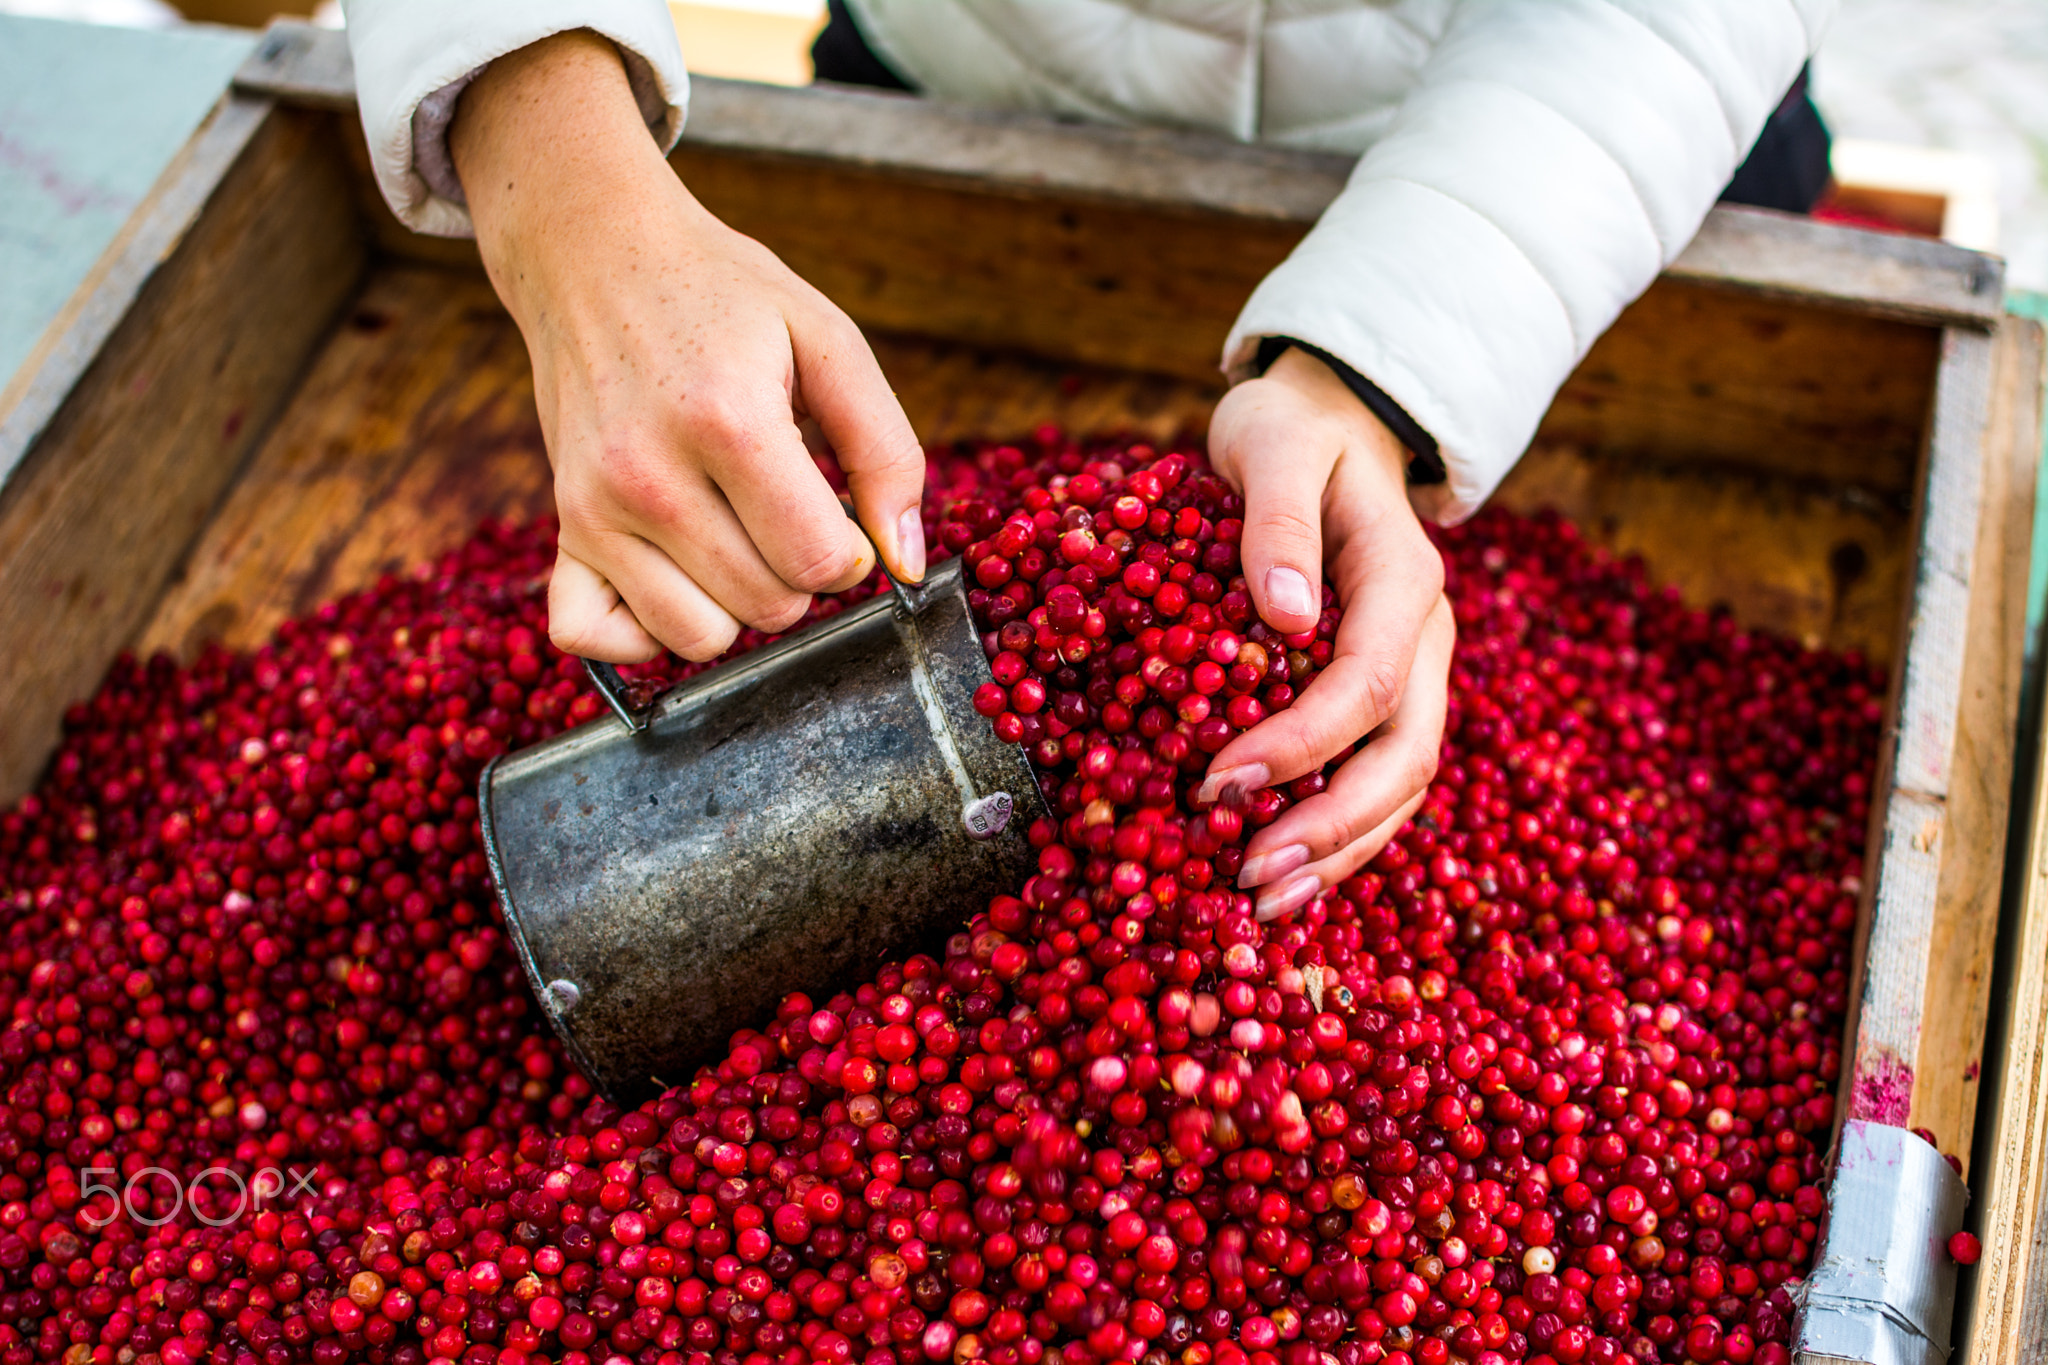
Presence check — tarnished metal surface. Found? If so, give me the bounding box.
[1793,1121,1969,1365]
[479,558,1042,1105]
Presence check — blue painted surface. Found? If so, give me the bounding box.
[0,15,254,388]
[2008,290,2048,653]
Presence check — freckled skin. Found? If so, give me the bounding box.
[453,32,927,667]
[451,31,1450,883]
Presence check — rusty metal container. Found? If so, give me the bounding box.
[477,557,1041,1105]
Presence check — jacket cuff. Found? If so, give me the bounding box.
[344,0,688,238]
[1251,336,1446,487]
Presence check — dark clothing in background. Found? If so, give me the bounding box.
[811,0,911,92]
[1722,67,1833,214]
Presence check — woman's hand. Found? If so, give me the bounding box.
[1202,348,1454,919]
[452,31,926,663]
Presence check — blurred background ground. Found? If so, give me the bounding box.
[1815,0,2048,290]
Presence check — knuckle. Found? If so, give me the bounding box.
[678,393,761,461]
[746,591,812,636]
[595,449,684,527]
[667,615,739,664]
[1403,739,1441,795]
[1358,655,1405,725]
[814,306,867,355]
[779,533,865,594]
[1315,809,1362,860]
[1252,503,1320,554]
[551,617,645,663]
[548,618,601,658]
[867,434,926,482]
[1412,546,1447,598]
[552,478,614,538]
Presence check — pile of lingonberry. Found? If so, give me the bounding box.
[0,432,1874,1365]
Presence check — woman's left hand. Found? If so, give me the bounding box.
[1202,347,1455,920]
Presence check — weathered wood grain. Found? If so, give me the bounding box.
[0,103,363,801]
[1953,321,2048,1363]
[1962,747,2048,1363]
[1490,443,1911,665]
[231,20,354,113]
[138,267,550,659]
[1906,317,2040,1174]
[1540,282,1939,504]
[1842,327,1994,1132]
[233,20,2008,331]
[1665,206,2003,328]
[679,144,1307,383]
[680,150,1946,496]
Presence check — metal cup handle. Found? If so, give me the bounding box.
[582,659,654,734]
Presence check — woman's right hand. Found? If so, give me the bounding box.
[452,30,928,663]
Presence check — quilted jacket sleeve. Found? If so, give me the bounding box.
[341,0,688,238]
[1224,0,1837,524]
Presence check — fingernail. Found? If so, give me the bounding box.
[1238,843,1309,890]
[1256,873,1323,922]
[1266,566,1315,622]
[1197,763,1270,808]
[897,506,927,585]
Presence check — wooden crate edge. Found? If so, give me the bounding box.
[235,20,2006,329]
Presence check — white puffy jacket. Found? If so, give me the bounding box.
[343,0,1835,522]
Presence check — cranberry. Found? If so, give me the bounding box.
[0,436,1874,1365]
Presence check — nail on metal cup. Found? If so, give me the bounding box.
[479,557,1041,1105]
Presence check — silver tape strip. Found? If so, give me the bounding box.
[1794,1121,1969,1365]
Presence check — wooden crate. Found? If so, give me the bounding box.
[0,19,2039,1353]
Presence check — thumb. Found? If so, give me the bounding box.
[791,314,929,584]
[1234,429,1333,637]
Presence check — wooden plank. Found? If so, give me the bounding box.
[1538,282,1939,502]
[678,78,1351,224]
[252,112,1952,500]
[1490,442,1912,666]
[677,145,1305,384]
[1665,207,2004,329]
[1963,681,2048,1356]
[234,21,2006,330]
[1906,317,2041,1173]
[235,21,1354,223]
[232,19,354,113]
[0,102,365,801]
[874,331,1219,450]
[679,150,1949,490]
[1842,327,1995,1131]
[1955,322,2048,1363]
[140,267,552,659]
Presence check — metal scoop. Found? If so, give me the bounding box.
[477,557,1042,1105]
